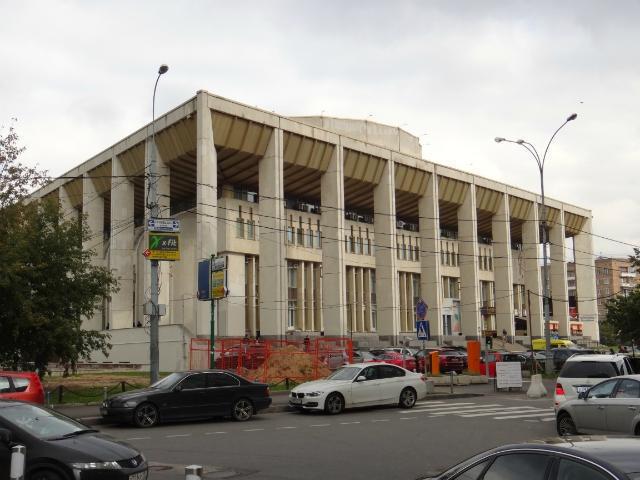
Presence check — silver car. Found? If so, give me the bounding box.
[556,374,640,436]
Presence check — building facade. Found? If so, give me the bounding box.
[33,91,599,370]
[595,257,639,320]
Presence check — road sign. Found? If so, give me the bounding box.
[211,270,227,299]
[197,260,211,301]
[211,256,227,272]
[416,299,428,320]
[416,320,430,341]
[142,249,151,258]
[147,233,180,261]
[148,218,181,233]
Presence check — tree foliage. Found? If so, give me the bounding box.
[604,288,640,345]
[0,122,117,374]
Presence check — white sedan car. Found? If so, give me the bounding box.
[289,362,428,414]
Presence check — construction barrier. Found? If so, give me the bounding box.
[189,337,353,385]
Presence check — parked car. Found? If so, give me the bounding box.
[502,353,543,372]
[549,347,597,371]
[0,400,148,480]
[369,346,417,358]
[289,362,427,414]
[556,374,640,436]
[554,353,635,409]
[0,371,45,404]
[376,351,417,371]
[352,350,378,363]
[439,351,465,374]
[417,437,640,480]
[100,370,272,427]
[480,351,505,377]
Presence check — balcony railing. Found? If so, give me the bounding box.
[345,210,374,224]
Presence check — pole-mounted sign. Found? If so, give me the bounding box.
[147,232,180,261]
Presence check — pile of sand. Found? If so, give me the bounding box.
[242,345,332,383]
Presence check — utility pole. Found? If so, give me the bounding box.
[148,64,169,384]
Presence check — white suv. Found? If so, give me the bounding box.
[554,354,635,410]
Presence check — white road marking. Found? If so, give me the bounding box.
[493,412,556,420]
[276,426,298,430]
[243,428,265,432]
[407,403,503,414]
[339,421,361,425]
[400,417,417,420]
[415,400,447,405]
[126,437,151,441]
[412,402,477,410]
[460,408,549,418]
[166,434,191,438]
[310,424,331,427]
[204,432,227,435]
[371,419,390,422]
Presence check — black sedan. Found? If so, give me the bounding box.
[0,400,147,480]
[101,369,272,427]
[418,437,640,480]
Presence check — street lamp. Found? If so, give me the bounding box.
[148,64,169,384]
[495,113,577,375]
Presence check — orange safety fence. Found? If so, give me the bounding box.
[189,337,353,385]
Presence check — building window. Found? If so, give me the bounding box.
[236,218,244,238]
[297,228,304,245]
[287,262,298,328]
[370,270,377,331]
[247,220,255,240]
[287,226,294,244]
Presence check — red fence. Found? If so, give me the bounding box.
[189,337,353,384]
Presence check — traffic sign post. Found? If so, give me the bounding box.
[147,233,180,261]
[417,320,430,341]
[148,218,181,233]
[416,299,428,320]
[209,255,228,368]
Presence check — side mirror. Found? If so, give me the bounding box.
[173,385,183,393]
[578,391,588,400]
[0,428,12,445]
[355,376,367,382]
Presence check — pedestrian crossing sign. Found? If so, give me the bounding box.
[417,320,430,340]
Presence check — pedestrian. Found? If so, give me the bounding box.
[502,328,507,343]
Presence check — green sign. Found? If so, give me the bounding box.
[148,233,180,261]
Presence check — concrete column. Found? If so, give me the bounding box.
[364,269,372,332]
[320,143,346,335]
[549,208,570,337]
[493,193,515,338]
[305,263,314,331]
[219,253,246,336]
[196,91,218,335]
[347,267,356,333]
[356,267,364,332]
[374,160,399,339]
[81,173,105,331]
[458,185,481,338]
[110,156,135,330]
[296,261,305,330]
[419,173,443,341]
[523,202,544,337]
[574,216,599,340]
[315,266,323,332]
[259,128,286,337]
[58,185,75,220]
[399,272,407,332]
[246,256,257,335]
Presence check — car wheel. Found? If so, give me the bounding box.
[30,469,66,480]
[399,387,417,409]
[324,393,344,415]
[231,398,254,421]
[133,402,159,428]
[557,413,578,436]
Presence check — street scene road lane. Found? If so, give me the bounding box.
[96,395,558,480]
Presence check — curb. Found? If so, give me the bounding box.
[74,392,483,426]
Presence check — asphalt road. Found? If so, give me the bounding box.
[98,392,558,480]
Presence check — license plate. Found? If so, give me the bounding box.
[129,471,147,480]
[290,398,302,405]
[576,386,589,393]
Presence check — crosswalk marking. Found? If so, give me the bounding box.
[431,406,536,416]
[415,400,447,405]
[411,403,503,413]
[460,408,550,418]
[402,400,556,423]
[493,412,556,420]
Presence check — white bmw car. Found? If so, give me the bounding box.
[289,362,428,414]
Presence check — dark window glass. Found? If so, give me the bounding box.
[557,459,613,480]
[613,379,640,398]
[379,365,405,378]
[559,361,618,379]
[454,461,489,480]
[0,377,11,394]
[588,380,617,398]
[207,373,240,387]
[362,367,379,381]
[483,453,551,480]
[179,374,206,390]
[12,377,30,392]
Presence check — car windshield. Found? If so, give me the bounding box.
[326,367,362,381]
[0,403,90,440]
[149,372,183,389]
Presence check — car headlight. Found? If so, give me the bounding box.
[123,400,138,408]
[70,461,121,470]
[306,391,324,397]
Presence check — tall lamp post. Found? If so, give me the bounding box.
[495,113,577,375]
[148,64,169,384]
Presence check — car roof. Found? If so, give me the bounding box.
[565,354,627,362]
[345,362,404,368]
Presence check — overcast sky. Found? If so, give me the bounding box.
[2,0,638,257]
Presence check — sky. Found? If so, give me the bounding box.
[1,0,638,257]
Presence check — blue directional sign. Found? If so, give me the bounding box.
[417,320,430,341]
[416,299,428,320]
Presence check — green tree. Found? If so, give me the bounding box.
[0,122,117,374]
[604,288,640,345]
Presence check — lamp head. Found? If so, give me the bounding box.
[494,137,505,143]
[516,139,525,144]
[567,113,577,122]
[158,64,169,75]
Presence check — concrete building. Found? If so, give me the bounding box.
[595,257,639,320]
[32,91,599,370]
